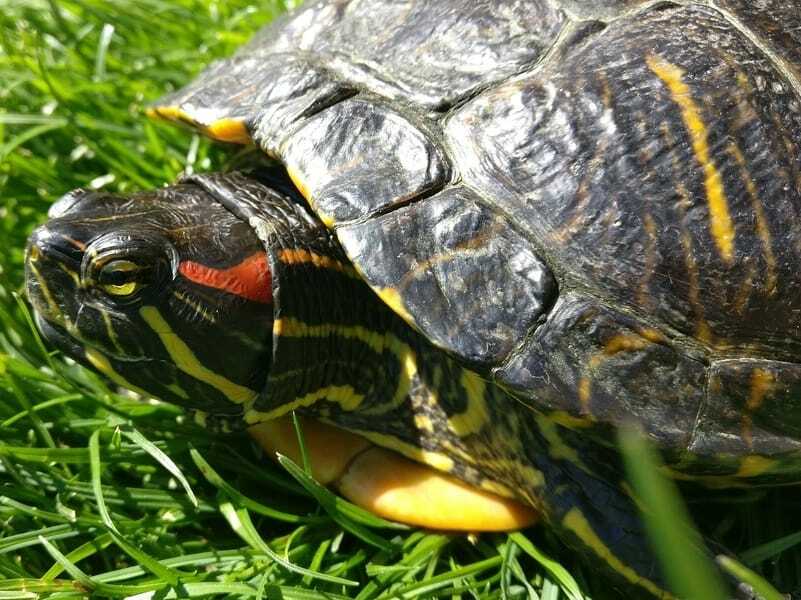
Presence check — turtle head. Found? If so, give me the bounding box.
[25,181,274,417]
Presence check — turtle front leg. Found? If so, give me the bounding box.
[534,449,678,599]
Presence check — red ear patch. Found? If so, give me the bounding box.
[179,253,272,303]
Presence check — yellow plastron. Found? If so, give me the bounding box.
[248,416,538,531]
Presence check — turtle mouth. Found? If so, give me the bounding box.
[33,310,156,366]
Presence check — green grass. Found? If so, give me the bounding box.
[2,2,801,599]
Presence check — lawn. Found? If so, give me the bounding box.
[1,2,800,599]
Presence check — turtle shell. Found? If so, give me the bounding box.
[152,0,801,472]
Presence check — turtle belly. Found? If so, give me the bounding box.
[249,416,537,531]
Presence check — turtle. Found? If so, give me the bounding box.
[23,0,801,597]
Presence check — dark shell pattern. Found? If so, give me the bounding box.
[155,0,801,472]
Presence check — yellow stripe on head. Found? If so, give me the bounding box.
[28,260,72,332]
[139,305,258,404]
[84,347,151,398]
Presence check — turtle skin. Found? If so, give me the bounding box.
[146,0,801,596]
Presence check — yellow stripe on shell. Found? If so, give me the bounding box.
[206,118,251,144]
[581,331,662,414]
[563,508,676,599]
[139,305,258,404]
[728,143,777,294]
[747,368,774,412]
[286,165,336,228]
[147,106,251,144]
[375,286,417,329]
[647,55,736,265]
[735,455,776,478]
[660,461,778,488]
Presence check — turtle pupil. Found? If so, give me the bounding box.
[98,259,145,298]
[104,269,132,285]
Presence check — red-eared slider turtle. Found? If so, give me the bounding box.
[24,0,801,597]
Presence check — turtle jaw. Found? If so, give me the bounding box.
[25,221,85,345]
[32,311,86,362]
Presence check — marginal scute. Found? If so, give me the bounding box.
[255,0,566,109]
[280,98,449,225]
[690,359,801,462]
[447,3,801,356]
[152,54,351,151]
[336,186,556,369]
[496,293,706,453]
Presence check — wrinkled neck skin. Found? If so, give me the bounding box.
[195,172,562,507]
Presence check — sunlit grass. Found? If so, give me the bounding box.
[2,2,801,599]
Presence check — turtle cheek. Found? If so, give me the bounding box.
[73,304,147,361]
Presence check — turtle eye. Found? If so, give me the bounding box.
[98,259,145,298]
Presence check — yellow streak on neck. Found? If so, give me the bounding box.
[647,55,735,264]
[28,261,73,332]
[447,370,490,437]
[271,316,419,415]
[139,305,258,404]
[375,287,417,329]
[244,385,364,423]
[278,248,360,279]
[563,508,676,599]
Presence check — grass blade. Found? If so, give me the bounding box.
[619,426,729,600]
